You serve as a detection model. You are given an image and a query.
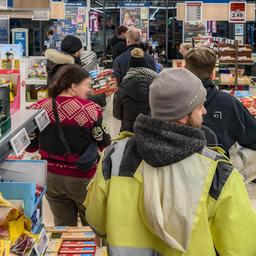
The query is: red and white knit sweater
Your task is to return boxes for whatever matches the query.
[31,96,111,179]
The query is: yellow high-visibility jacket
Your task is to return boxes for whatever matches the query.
[85,135,256,256]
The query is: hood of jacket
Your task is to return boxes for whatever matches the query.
[124,43,142,53]
[45,49,75,78]
[202,80,218,107]
[134,115,214,253]
[45,48,75,65]
[121,77,152,102]
[134,114,206,167]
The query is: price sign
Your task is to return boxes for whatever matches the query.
[10,128,30,156]
[35,110,50,132]
[32,10,50,21]
[34,228,49,256]
[229,2,246,23]
[185,1,203,22]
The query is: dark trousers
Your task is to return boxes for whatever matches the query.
[46,172,89,226]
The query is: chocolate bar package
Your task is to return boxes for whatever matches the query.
[67,227,92,233]
[59,247,95,254]
[46,239,63,253]
[61,232,96,241]
[61,241,97,248]
[46,226,69,233]
[58,254,94,256]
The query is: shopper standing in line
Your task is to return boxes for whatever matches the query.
[45,35,106,107]
[185,47,256,154]
[108,25,128,60]
[112,27,156,85]
[31,64,111,226]
[113,48,158,132]
[85,68,256,255]
[179,42,192,58]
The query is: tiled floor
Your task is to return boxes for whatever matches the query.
[43,96,121,226]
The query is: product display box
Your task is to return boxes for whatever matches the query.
[90,69,117,95]
[61,232,96,241]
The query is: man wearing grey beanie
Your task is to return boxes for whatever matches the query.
[85,68,256,256]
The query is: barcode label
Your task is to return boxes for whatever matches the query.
[35,110,50,132]
[10,128,30,156]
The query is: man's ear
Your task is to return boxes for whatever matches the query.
[176,115,189,125]
[210,70,215,80]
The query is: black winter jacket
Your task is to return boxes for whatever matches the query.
[45,49,107,107]
[112,44,156,84]
[113,77,152,132]
[108,35,127,60]
[203,80,256,153]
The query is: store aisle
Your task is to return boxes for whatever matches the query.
[43,96,121,226]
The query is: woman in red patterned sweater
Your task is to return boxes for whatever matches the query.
[31,64,110,226]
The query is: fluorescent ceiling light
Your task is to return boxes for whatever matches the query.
[91,7,103,13]
[95,0,103,6]
[150,7,160,20]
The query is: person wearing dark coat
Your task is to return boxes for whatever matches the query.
[108,26,128,60]
[45,35,106,107]
[186,47,256,154]
[112,27,156,85]
[113,48,158,132]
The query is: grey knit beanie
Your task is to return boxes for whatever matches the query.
[149,68,206,121]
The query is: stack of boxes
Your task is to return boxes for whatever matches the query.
[45,226,106,256]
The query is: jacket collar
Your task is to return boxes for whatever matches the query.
[124,44,141,52]
[202,80,218,107]
[134,114,206,167]
[45,48,75,65]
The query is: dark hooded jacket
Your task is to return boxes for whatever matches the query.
[112,44,156,84]
[109,35,127,60]
[45,49,106,107]
[113,67,157,132]
[203,80,256,153]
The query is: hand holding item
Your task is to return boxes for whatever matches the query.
[91,69,117,95]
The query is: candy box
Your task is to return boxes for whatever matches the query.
[46,226,69,233]
[61,241,97,248]
[61,232,96,241]
[58,254,94,256]
[67,227,92,233]
[59,247,96,254]
[91,69,117,95]
[46,239,63,253]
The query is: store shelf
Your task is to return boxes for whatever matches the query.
[26,78,47,85]
[0,109,42,162]
[219,83,251,86]
[219,62,254,66]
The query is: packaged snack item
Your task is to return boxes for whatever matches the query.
[67,227,93,233]
[46,239,63,253]
[91,69,117,95]
[46,226,69,233]
[58,254,94,256]
[61,241,96,248]
[59,247,96,254]
[61,232,96,241]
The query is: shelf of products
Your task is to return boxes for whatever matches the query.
[20,57,48,109]
[26,78,47,86]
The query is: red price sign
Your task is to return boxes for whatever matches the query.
[229,2,246,23]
